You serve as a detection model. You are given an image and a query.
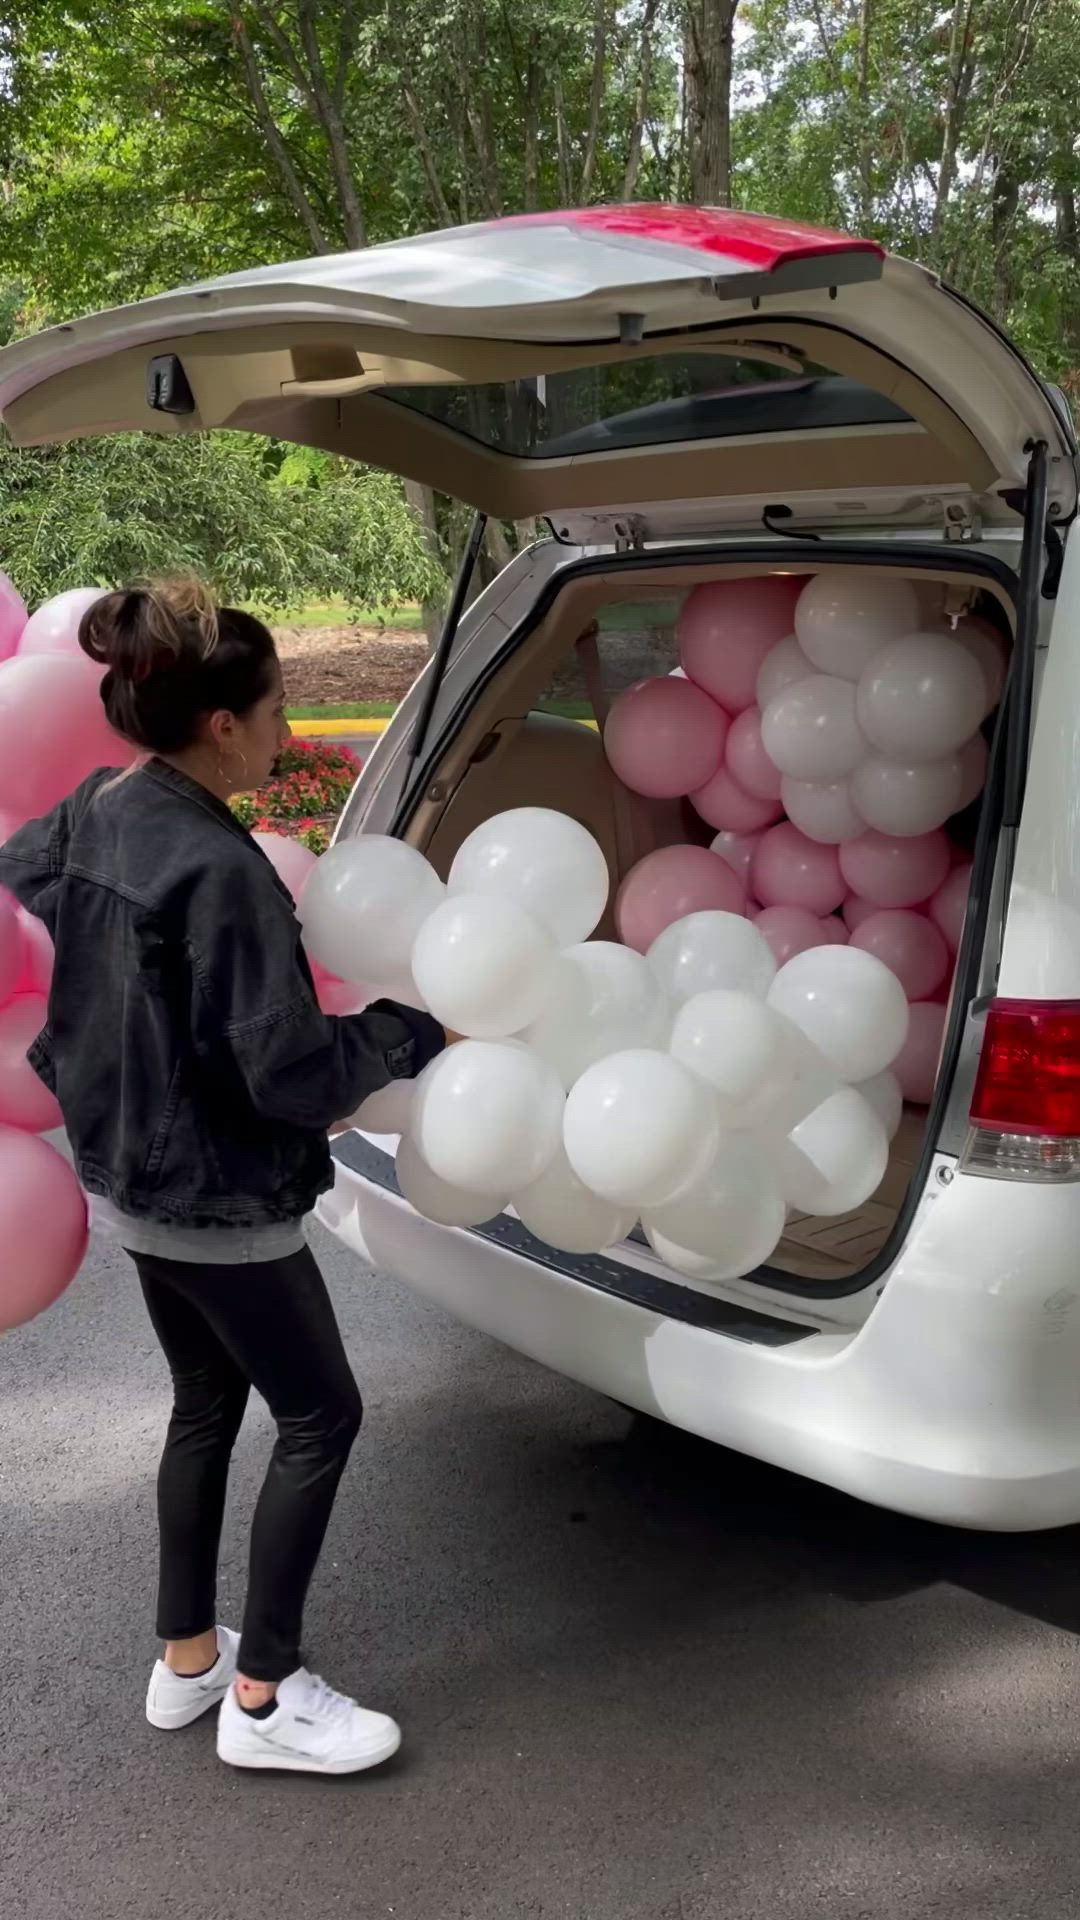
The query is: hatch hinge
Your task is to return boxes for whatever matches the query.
[612,515,647,555]
[942,498,981,542]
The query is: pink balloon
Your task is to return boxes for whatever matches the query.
[755,905,827,966]
[725,707,783,801]
[893,1001,947,1104]
[851,909,949,1001]
[0,655,136,817]
[604,676,728,799]
[929,862,972,954]
[14,908,54,997]
[18,587,107,663]
[253,830,318,905]
[709,828,764,891]
[838,829,950,909]
[842,894,878,934]
[690,763,783,833]
[751,822,846,916]
[615,844,745,953]
[678,576,805,712]
[0,1124,88,1330]
[818,915,849,945]
[0,993,62,1131]
[0,572,27,662]
[957,734,988,811]
[0,890,21,1005]
[311,961,371,1017]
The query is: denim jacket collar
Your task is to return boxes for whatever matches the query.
[140,756,253,844]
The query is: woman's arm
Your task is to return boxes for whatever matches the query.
[190,854,444,1131]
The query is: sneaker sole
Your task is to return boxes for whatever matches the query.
[147,1685,230,1731]
[216,1725,402,1775]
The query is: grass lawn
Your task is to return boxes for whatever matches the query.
[287,698,593,722]
[266,599,424,630]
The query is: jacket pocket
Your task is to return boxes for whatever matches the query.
[144,1060,183,1179]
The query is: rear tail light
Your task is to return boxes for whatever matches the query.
[963,999,1080,1181]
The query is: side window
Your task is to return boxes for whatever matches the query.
[531,595,683,723]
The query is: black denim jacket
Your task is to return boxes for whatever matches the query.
[0,759,444,1227]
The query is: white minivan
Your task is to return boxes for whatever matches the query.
[3,205,1079,1532]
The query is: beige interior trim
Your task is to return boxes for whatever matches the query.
[4,315,997,518]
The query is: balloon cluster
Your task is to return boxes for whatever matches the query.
[300,808,912,1280]
[0,578,95,1332]
[605,570,999,1105]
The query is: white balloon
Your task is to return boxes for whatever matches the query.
[709,829,762,890]
[448,807,610,947]
[857,1069,903,1142]
[750,1012,839,1134]
[411,893,557,1038]
[756,634,815,710]
[669,990,801,1130]
[856,633,987,762]
[301,836,445,988]
[949,619,1007,714]
[647,910,776,1007]
[780,775,865,845]
[761,675,867,781]
[514,1145,637,1254]
[644,1229,736,1282]
[767,944,910,1082]
[795,571,921,680]
[522,941,669,1090]
[957,732,988,810]
[849,753,964,837]
[563,1050,719,1209]
[774,1087,888,1215]
[351,1077,415,1135]
[412,1039,564,1193]
[643,1135,786,1280]
[396,1133,507,1228]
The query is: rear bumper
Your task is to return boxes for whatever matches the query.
[319,1141,1080,1532]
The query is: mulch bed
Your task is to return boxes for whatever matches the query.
[273,624,427,706]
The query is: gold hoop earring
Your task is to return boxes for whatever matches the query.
[218,745,249,791]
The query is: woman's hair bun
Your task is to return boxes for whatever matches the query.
[79,575,220,683]
[76,575,277,756]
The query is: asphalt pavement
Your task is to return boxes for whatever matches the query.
[3,1224,1080,1920]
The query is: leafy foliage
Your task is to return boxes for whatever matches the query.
[0,431,446,613]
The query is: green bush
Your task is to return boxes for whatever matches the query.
[0,429,448,615]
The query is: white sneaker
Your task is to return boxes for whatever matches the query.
[146,1626,240,1730]
[216,1668,402,1775]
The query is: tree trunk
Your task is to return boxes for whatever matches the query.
[856,0,874,229]
[932,0,977,241]
[684,0,740,206]
[297,3,365,248]
[623,0,661,199]
[554,73,574,205]
[403,480,445,652]
[580,0,609,200]
[991,162,1019,321]
[523,32,541,212]
[232,17,330,253]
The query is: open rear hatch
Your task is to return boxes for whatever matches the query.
[0,207,1074,1312]
[0,205,1074,537]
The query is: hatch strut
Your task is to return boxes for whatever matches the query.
[403,510,488,793]
[1001,441,1049,833]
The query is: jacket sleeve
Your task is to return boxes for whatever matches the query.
[0,809,64,921]
[189,854,444,1131]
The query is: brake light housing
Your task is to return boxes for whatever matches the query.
[964,998,1080,1181]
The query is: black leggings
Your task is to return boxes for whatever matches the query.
[132,1246,363,1684]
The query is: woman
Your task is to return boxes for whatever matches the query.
[0,579,444,1776]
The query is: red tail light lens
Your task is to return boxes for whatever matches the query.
[970,999,1080,1137]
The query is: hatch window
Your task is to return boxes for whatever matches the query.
[381,352,911,460]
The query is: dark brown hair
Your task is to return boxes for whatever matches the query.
[79,577,278,754]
